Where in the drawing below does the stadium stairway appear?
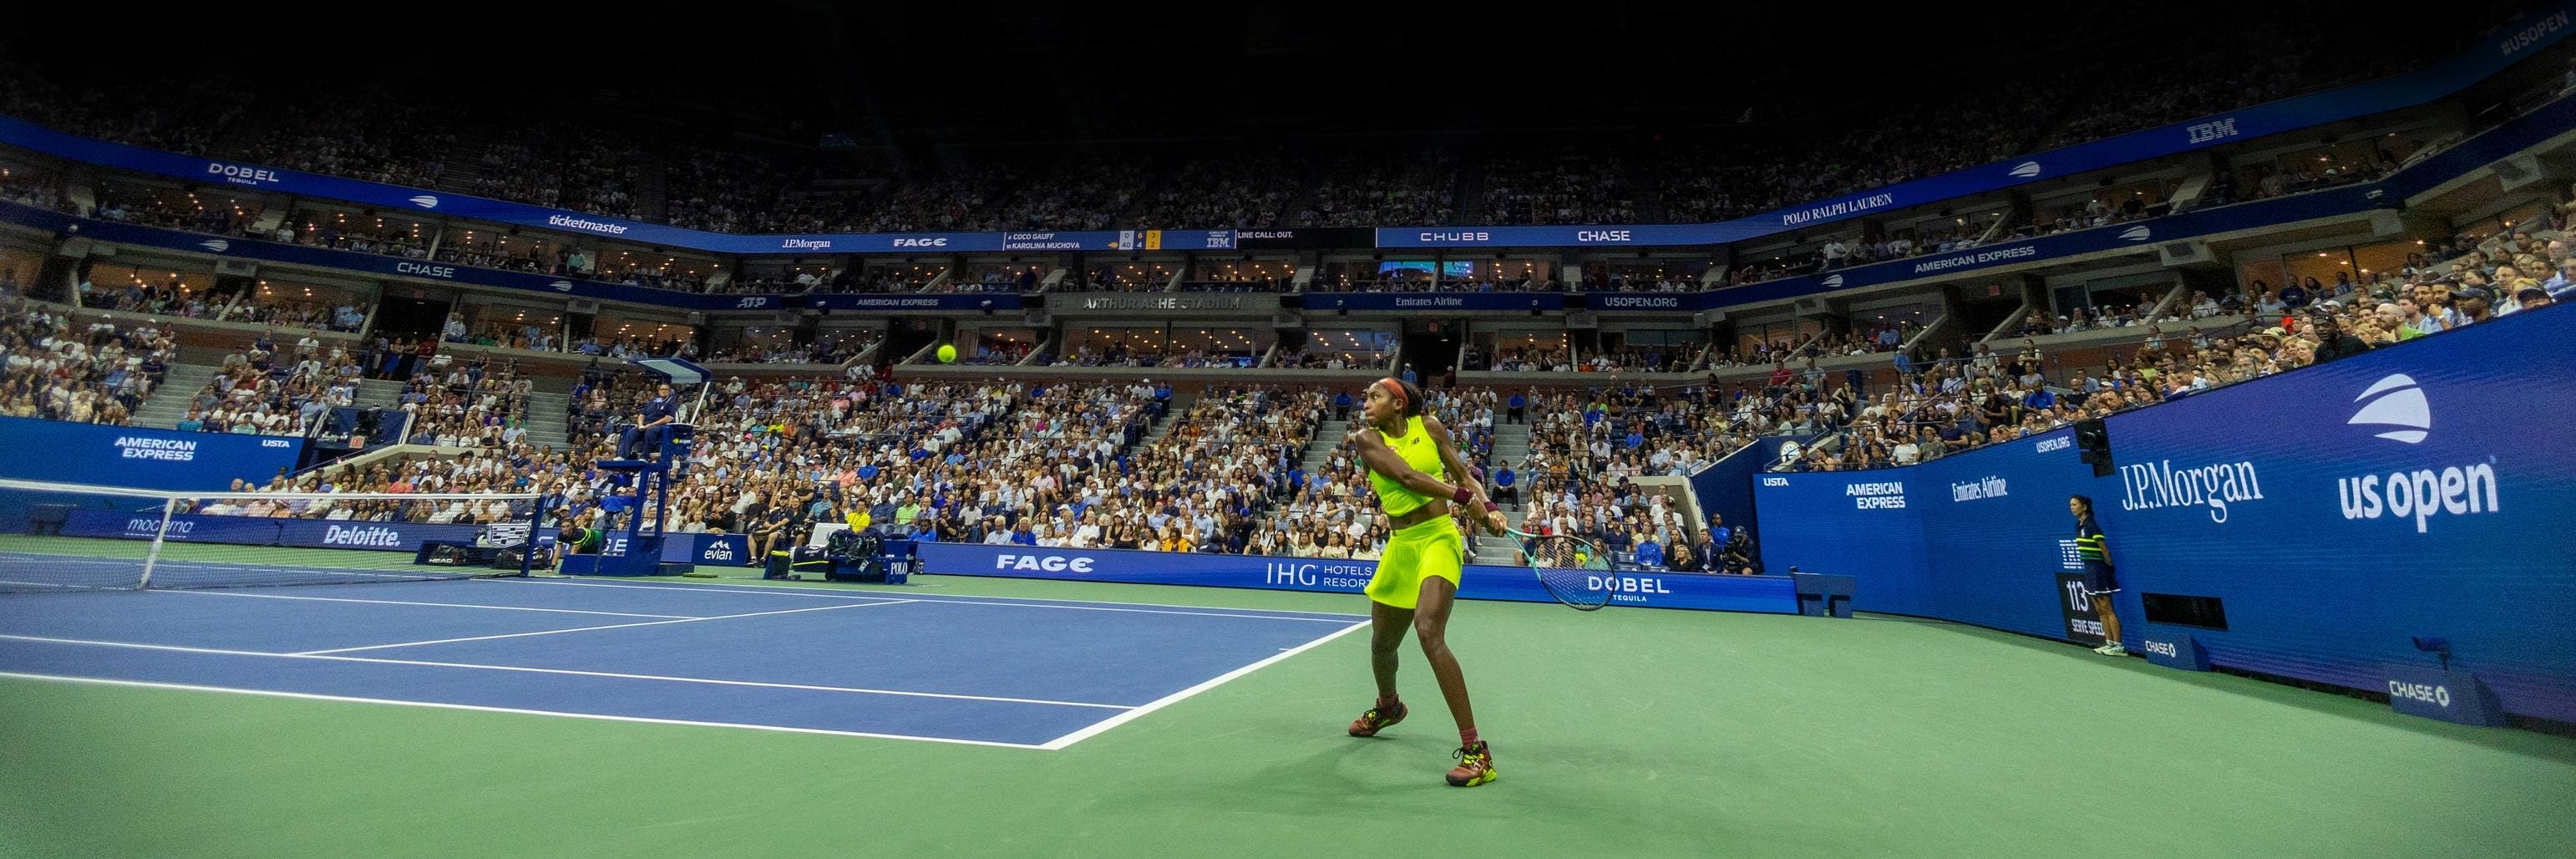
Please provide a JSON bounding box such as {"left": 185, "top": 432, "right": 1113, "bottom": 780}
{"left": 1133, "top": 390, "right": 1195, "bottom": 450}
{"left": 352, "top": 378, "right": 406, "bottom": 409}
{"left": 1299, "top": 418, "right": 1348, "bottom": 475}
{"left": 130, "top": 363, "right": 223, "bottom": 430}
{"left": 1488, "top": 421, "right": 1530, "bottom": 485}
{"left": 1468, "top": 509, "right": 1529, "bottom": 566}
{"left": 520, "top": 390, "right": 570, "bottom": 450}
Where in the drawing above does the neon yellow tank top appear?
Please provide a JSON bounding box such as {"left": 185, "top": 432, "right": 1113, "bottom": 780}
{"left": 1368, "top": 414, "right": 1448, "bottom": 516}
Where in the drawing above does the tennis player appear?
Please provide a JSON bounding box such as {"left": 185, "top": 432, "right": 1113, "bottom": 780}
{"left": 2071, "top": 495, "right": 2125, "bottom": 656}
{"left": 553, "top": 516, "right": 605, "bottom": 570}
{"left": 1343, "top": 377, "right": 1510, "bottom": 787}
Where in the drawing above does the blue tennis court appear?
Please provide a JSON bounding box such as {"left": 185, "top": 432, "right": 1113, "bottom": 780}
{"left": 0, "top": 578, "right": 1369, "bottom": 749}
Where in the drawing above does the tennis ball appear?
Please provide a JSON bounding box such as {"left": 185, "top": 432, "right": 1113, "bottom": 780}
{"left": 936, "top": 343, "right": 957, "bottom": 363}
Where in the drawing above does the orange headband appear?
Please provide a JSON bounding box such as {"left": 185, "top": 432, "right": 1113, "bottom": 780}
{"left": 1376, "top": 379, "right": 1407, "bottom": 409}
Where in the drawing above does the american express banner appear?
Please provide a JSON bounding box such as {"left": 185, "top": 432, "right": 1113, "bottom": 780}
{"left": 0, "top": 416, "right": 302, "bottom": 490}
{"left": 915, "top": 541, "right": 1798, "bottom": 613}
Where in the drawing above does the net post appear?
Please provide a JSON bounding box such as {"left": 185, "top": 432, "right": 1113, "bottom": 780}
{"left": 520, "top": 493, "right": 544, "bottom": 577}
{"left": 139, "top": 496, "right": 178, "bottom": 590}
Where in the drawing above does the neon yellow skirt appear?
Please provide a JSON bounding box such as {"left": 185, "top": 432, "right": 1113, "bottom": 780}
{"left": 1363, "top": 516, "right": 1465, "bottom": 609}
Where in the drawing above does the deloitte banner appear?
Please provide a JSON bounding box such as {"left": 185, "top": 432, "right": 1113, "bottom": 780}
{"left": 915, "top": 541, "right": 1798, "bottom": 613}
{"left": 0, "top": 416, "right": 302, "bottom": 490}
{"left": 57, "top": 510, "right": 487, "bottom": 552}
{"left": 1752, "top": 309, "right": 2576, "bottom": 723}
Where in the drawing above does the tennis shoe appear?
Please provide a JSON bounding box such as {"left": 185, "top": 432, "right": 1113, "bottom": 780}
{"left": 1446, "top": 740, "right": 1497, "bottom": 787}
{"left": 1348, "top": 700, "right": 1407, "bottom": 737}
{"left": 2099, "top": 643, "right": 2127, "bottom": 657}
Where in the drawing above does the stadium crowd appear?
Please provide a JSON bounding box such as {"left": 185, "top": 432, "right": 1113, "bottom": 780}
{"left": 1786, "top": 218, "right": 2573, "bottom": 471}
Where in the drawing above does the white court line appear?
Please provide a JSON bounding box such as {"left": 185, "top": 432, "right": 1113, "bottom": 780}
{"left": 0, "top": 634, "right": 1128, "bottom": 709}
{"left": 293, "top": 601, "right": 914, "bottom": 655}
{"left": 0, "top": 671, "right": 1053, "bottom": 750}
{"left": 492, "top": 578, "right": 1367, "bottom": 623}
{"left": 1037, "top": 619, "right": 1372, "bottom": 750}
{"left": 161, "top": 589, "right": 699, "bottom": 619}
{"left": 0, "top": 578, "right": 119, "bottom": 592}
{"left": 0, "top": 555, "right": 465, "bottom": 584}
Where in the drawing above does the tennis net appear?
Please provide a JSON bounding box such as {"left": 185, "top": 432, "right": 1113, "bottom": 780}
{"left": 0, "top": 478, "right": 545, "bottom": 592}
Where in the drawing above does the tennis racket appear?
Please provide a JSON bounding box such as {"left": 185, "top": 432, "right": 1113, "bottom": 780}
{"left": 1503, "top": 527, "right": 1614, "bottom": 611}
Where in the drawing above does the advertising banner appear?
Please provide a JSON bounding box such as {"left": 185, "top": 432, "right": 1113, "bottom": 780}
{"left": 2098, "top": 308, "right": 2576, "bottom": 724}
{"left": 57, "top": 510, "right": 489, "bottom": 552}
{"left": 915, "top": 541, "right": 1798, "bottom": 613}
{"left": 1296, "top": 292, "right": 1568, "bottom": 313}
{"left": 1751, "top": 310, "right": 2576, "bottom": 723}
{"left": 0, "top": 416, "right": 302, "bottom": 490}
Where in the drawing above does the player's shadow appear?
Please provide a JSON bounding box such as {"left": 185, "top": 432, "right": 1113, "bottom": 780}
{"left": 1106, "top": 722, "right": 1737, "bottom": 823}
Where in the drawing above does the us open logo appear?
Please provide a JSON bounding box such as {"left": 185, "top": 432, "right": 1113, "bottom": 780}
{"left": 2348, "top": 374, "right": 2431, "bottom": 444}
{"left": 408, "top": 195, "right": 440, "bottom": 210}
{"left": 2009, "top": 161, "right": 2043, "bottom": 178}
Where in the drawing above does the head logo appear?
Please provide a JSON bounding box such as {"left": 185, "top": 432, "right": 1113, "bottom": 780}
{"left": 1820, "top": 275, "right": 1844, "bottom": 288}
{"left": 408, "top": 195, "right": 440, "bottom": 209}
{"left": 199, "top": 239, "right": 231, "bottom": 253}
{"left": 2010, "top": 161, "right": 2043, "bottom": 178}
{"left": 2118, "top": 226, "right": 2153, "bottom": 241}
{"left": 550, "top": 281, "right": 576, "bottom": 292}
{"left": 2350, "top": 374, "right": 2430, "bottom": 444}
